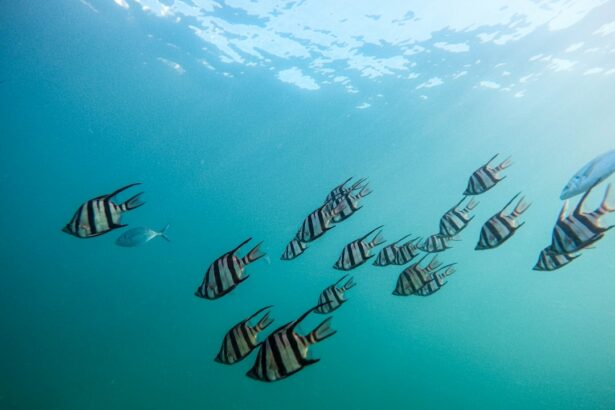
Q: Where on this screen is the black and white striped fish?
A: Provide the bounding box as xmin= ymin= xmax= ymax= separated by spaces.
xmin=324 ymin=177 xmax=367 ymax=204
xmin=392 ymin=254 xmax=443 ymax=296
xmin=315 ymin=275 xmax=356 ymax=313
xmin=463 ymin=154 xmax=512 ymax=195
xmin=246 ymin=304 xmax=336 ymax=382
xmin=333 ymin=226 xmax=386 ymax=271
xmin=418 ymin=234 xmax=454 ymax=253
xmin=62 ymin=183 xmax=145 ymax=238
xmin=295 ymin=201 xmax=346 ymax=243
xmin=280 ymin=238 xmax=308 ymax=261
xmin=439 ymin=197 xmax=479 ymax=237
xmin=373 ymin=234 xmax=412 ymax=266
xmin=330 ymin=185 xmax=372 ymax=223
xmin=549 ymin=183 xmax=614 ymax=255
xmin=476 ymin=193 xmax=531 ymax=250
xmin=416 ymin=265 xmax=456 ymax=296
xmin=215 ymin=306 xmax=274 ymax=365
xmin=195 ymin=238 xmax=265 ymax=300
xmin=533 ymin=247 xmax=579 ymax=271
xmin=395 ymin=238 xmax=421 ymax=265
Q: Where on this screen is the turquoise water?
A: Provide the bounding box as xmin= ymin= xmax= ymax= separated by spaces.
xmin=1 ymin=1 xmax=615 ymax=409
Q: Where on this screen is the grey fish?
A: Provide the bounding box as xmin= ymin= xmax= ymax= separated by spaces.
xmin=560 ymin=149 xmax=615 ymax=200
xmin=115 ymin=225 xmax=170 ymax=247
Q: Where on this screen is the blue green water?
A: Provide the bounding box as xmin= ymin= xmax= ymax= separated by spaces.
xmin=1 ymin=1 xmax=615 ymax=409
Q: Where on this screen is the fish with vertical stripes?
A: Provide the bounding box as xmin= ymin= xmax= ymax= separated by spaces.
xmin=195 ymin=238 xmax=265 ymax=300
xmin=330 ymin=184 xmax=372 ymax=223
xmin=475 ymin=193 xmax=531 ymax=250
xmin=324 ymin=177 xmax=367 ymax=204
xmin=439 ymin=197 xmax=479 ymax=237
xmin=373 ymin=234 xmax=418 ymax=266
xmin=246 ymin=304 xmax=336 ymax=382
xmin=295 ymin=201 xmax=346 ymax=243
xmin=549 ymin=183 xmax=614 ymax=254
xmin=215 ymin=306 xmax=274 ymax=365
xmin=418 ymin=234 xmax=454 ymax=253
xmin=395 ymin=238 xmax=421 ymax=265
xmin=280 ymin=238 xmax=308 ymax=261
xmin=315 ymin=275 xmax=356 ymax=313
xmin=333 ymin=226 xmax=386 ymax=271
xmin=416 ymin=265 xmax=456 ymax=296
xmin=533 ymin=247 xmax=579 ymax=271
xmin=463 ymin=154 xmax=512 ymax=195
xmin=62 ymin=183 xmax=145 ymax=238
xmin=392 ymin=254 xmax=445 ymax=296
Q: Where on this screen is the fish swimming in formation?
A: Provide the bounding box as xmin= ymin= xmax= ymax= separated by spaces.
xmin=315 ymin=275 xmax=356 ymax=314
xmin=392 ymin=254 xmax=447 ymax=296
xmin=475 ymin=193 xmax=531 ymax=250
xmin=439 ymin=197 xmax=479 ymax=237
xmin=215 ymin=306 xmax=274 ymax=365
xmin=62 ymin=183 xmax=145 ymax=238
xmin=330 ymin=185 xmax=372 ymax=223
xmin=549 ymin=183 xmax=614 ymax=254
xmin=115 ymin=225 xmax=170 ymax=247
xmin=560 ymin=149 xmax=615 ymax=200
xmin=246 ymin=304 xmax=336 ymax=382
xmin=333 ymin=226 xmax=386 ymax=271
xmin=416 ymin=265 xmax=456 ymax=296
xmin=373 ymin=234 xmax=413 ymax=266
xmin=533 ymin=247 xmax=579 ymax=271
xmin=280 ymin=238 xmax=308 ymax=261
xmin=463 ymin=154 xmax=512 ymax=195
xmin=418 ymin=234 xmax=455 ymax=253
xmin=324 ymin=177 xmax=367 ymax=204
xmin=195 ymin=238 xmax=265 ymax=300
xmin=295 ymin=201 xmax=346 ymax=243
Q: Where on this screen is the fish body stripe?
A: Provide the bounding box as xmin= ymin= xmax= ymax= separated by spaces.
xmin=296 ymin=206 xmax=333 ymax=242
xmin=197 ymin=253 xmax=247 ymax=300
xmin=65 ymin=197 xmax=126 ymax=238
xmin=466 ymin=166 xmax=499 ymax=195
xmin=477 ymin=215 xmax=517 ymax=249
xmin=249 ymin=328 xmax=311 ymax=382
xmin=395 ymin=243 xmax=419 ymax=264
xmin=281 ymin=239 xmax=307 ymax=260
xmin=550 ymin=212 xmax=605 ymax=254
xmin=374 ymin=244 xmax=398 ymax=266
xmin=420 ymin=235 xmax=449 ymax=253
xmin=534 ymin=248 xmax=576 ymax=271
xmin=335 ymin=240 xmax=371 ymax=270
xmin=317 ymin=286 xmax=345 ymax=313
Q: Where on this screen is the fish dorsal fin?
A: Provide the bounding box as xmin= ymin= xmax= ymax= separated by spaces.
xmin=229 ymin=237 xmax=252 ymax=255
xmin=360 ymin=225 xmax=384 ymax=242
xmin=500 ymin=192 xmax=521 ymax=215
xmin=289 ymin=305 xmax=320 ymax=333
xmin=333 ymin=274 xmax=349 ymax=287
xmin=574 ymin=183 xmax=597 ymax=217
xmin=392 ymin=233 xmax=412 ymax=245
xmin=484 ymin=153 xmax=499 ymax=167
xmin=105 ymin=183 xmax=142 ymax=200
xmin=246 ymin=305 xmax=274 ymax=322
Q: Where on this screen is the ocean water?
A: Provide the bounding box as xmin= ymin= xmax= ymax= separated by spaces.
xmin=1 ymin=1 xmax=615 ymax=409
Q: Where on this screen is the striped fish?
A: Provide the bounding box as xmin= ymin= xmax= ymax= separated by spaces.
xmin=373 ymin=234 xmax=412 ymax=266
xmin=550 ymin=183 xmax=614 ymax=255
xmin=215 ymin=306 xmax=274 ymax=365
xmin=195 ymin=238 xmax=265 ymax=300
xmin=246 ymin=304 xmax=336 ymax=382
xmin=439 ymin=197 xmax=479 ymax=237
xmin=418 ymin=234 xmax=454 ymax=253
xmin=315 ymin=275 xmax=356 ymax=313
xmin=395 ymin=238 xmax=421 ymax=265
xmin=280 ymin=238 xmax=308 ymax=261
xmin=476 ymin=193 xmax=531 ymax=250
xmin=295 ymin=201 xmax=346 ymax=243
xmin=333 ymin=226 xmax=386 ymax=271
xmin=62 ymin=183 xmax=144 ymax=238
xmin=330 ymin=185 xmax=372 ymax=223
xmin=392 ymin=254 xmax=443 ymax=296
xmin=324 ymin=177 xmax=367 ymax=204
xmin=463 ymin=154 xmax=512 ymax=195
xmin=533 ymin=247 xmax=580 ymax=271
xmin=416 ymin=265 xmax=456 ymax=296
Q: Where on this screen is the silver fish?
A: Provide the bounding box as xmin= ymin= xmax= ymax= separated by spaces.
xmin=561 ymin=149 xmax=615 ymax=200
xmin=115 ymin=225 xmax=170 ymax=247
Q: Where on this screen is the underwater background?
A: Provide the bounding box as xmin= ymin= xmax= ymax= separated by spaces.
xmin=1 ymin=1 xmax=614 ymax=409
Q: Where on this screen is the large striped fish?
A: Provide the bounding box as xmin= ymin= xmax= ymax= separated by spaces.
xmin=416 ymin=265 xmax=456 ymax=296
xmin=280 ymin=238 xmax=308 ymax=261
xmin=246 ymin=304 xmax=336 ymax=382
xmin=215 ymin=306 xmax=274 ymax=365
xmin=324 ymin=177 xmax=367 ymax=204
xmin=475 ymin=193 xmax=531 ymax=250
xmin=418 ymin=234 xmax=455 ymax=253
xmin=195 ymin=238 xmax=265 ymax=300
xmin=330 ymin=185 xmax=372 ymax=223
xmin=62 ymin=183 xmax=144 ymax=238
xmin=295 ymin=201 xmax=346 ymax=243
xmin=373 ymin=234 xmax=412 ymax=266
xmin=533 ymin=247 xmax=579 ymax=271
xmin=392 ymin=254 xmax=444 ymax=296
xmin=333 ymin=226 xmax=386 ymax=271
xmin=463 ymin=154 xmax=512 ymax=195
xmin=315 ymin=275 xmax=356 ymax=313
xmin=550 ymin=183 xmax=614 ymax=255
xmin=439 ymin=197 xmax=479 ymax=237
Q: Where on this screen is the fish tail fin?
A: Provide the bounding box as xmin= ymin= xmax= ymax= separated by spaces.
xmin=351 ymin=177 xmax=368 ymax=191
xmin=159 ymin=224 xmax=171 ymax=242
xmin=308 ymin=317 xmax=336 ymax=344
xmin=243 ymin=241 xmax=266 ymax=264
xmin=122 ymin=192 xmax=145 ymax=211
xmin=342 ymin=276 xmax=356 ymax=291
xmin=495 ymin=155 xmax=512 ymax=171
xmin=511 ymin=196 xmax=531 ymax=217
xmin=371 ymin=230 xmax=386 ymax=247
xmin=598 ymin=183 xmax=614 ymax=214
xmin=255 ymin=312 xmax=274 ymax=332
xmin=358 ymin=184 xmax=372 ymax=198
xmin=331 ymin=200 xmax=346 ymax=217
xmin=466 ymin=198 xmax=479 ymax=211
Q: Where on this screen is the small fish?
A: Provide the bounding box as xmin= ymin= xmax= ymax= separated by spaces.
xmin=324 ymin=177 xmax=367 ymax=204
xmin=373 ymin=234 xmax=412 ymax=266
xmin=475 ymin=193 xmax=531 ymax=250
xmin=533 ymin=247 xmax=579 ymax=271
xmin=246 ymin=304 xmax=336 ymax=382
xmin=550 ymin=183 xmax=614 ymax=254
xmin=315 ymin=275 xmax=356 ymax=313
xmin=330 ymin=184 xmax=372 ymax=223
xmin=295 ymin=201 xmax=346 ymax=243
xmin=115 ymin=225 xmax=170 ymax=247
xmin=395 ymin=238 xmax=421 ymax=265
xmin=392 ymin=254 xmax=445 ymax=296
xmin=215 ymin=306 xmax=274 ymax=365
xmin=333 ymin=226 xmax=386 ymax=271
xmin=418 ymin=234 xmax=454 ymax=253
xmin=560 ymin=149 xmax=615 ymax=200
xmin=416 ymin=265 xmax=456 ymax=296
xmin=195 ymin=238 xmax=265 ymax=300
xmin=62 ymin=183 xmax=144 ymax=238
xmin=280 ymin=238 xmax=308 ymax=261
xmin=439 ymin=197 xmax=479 ymax=237
xmin=463 ymin=154 xmax=512 ymax=195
